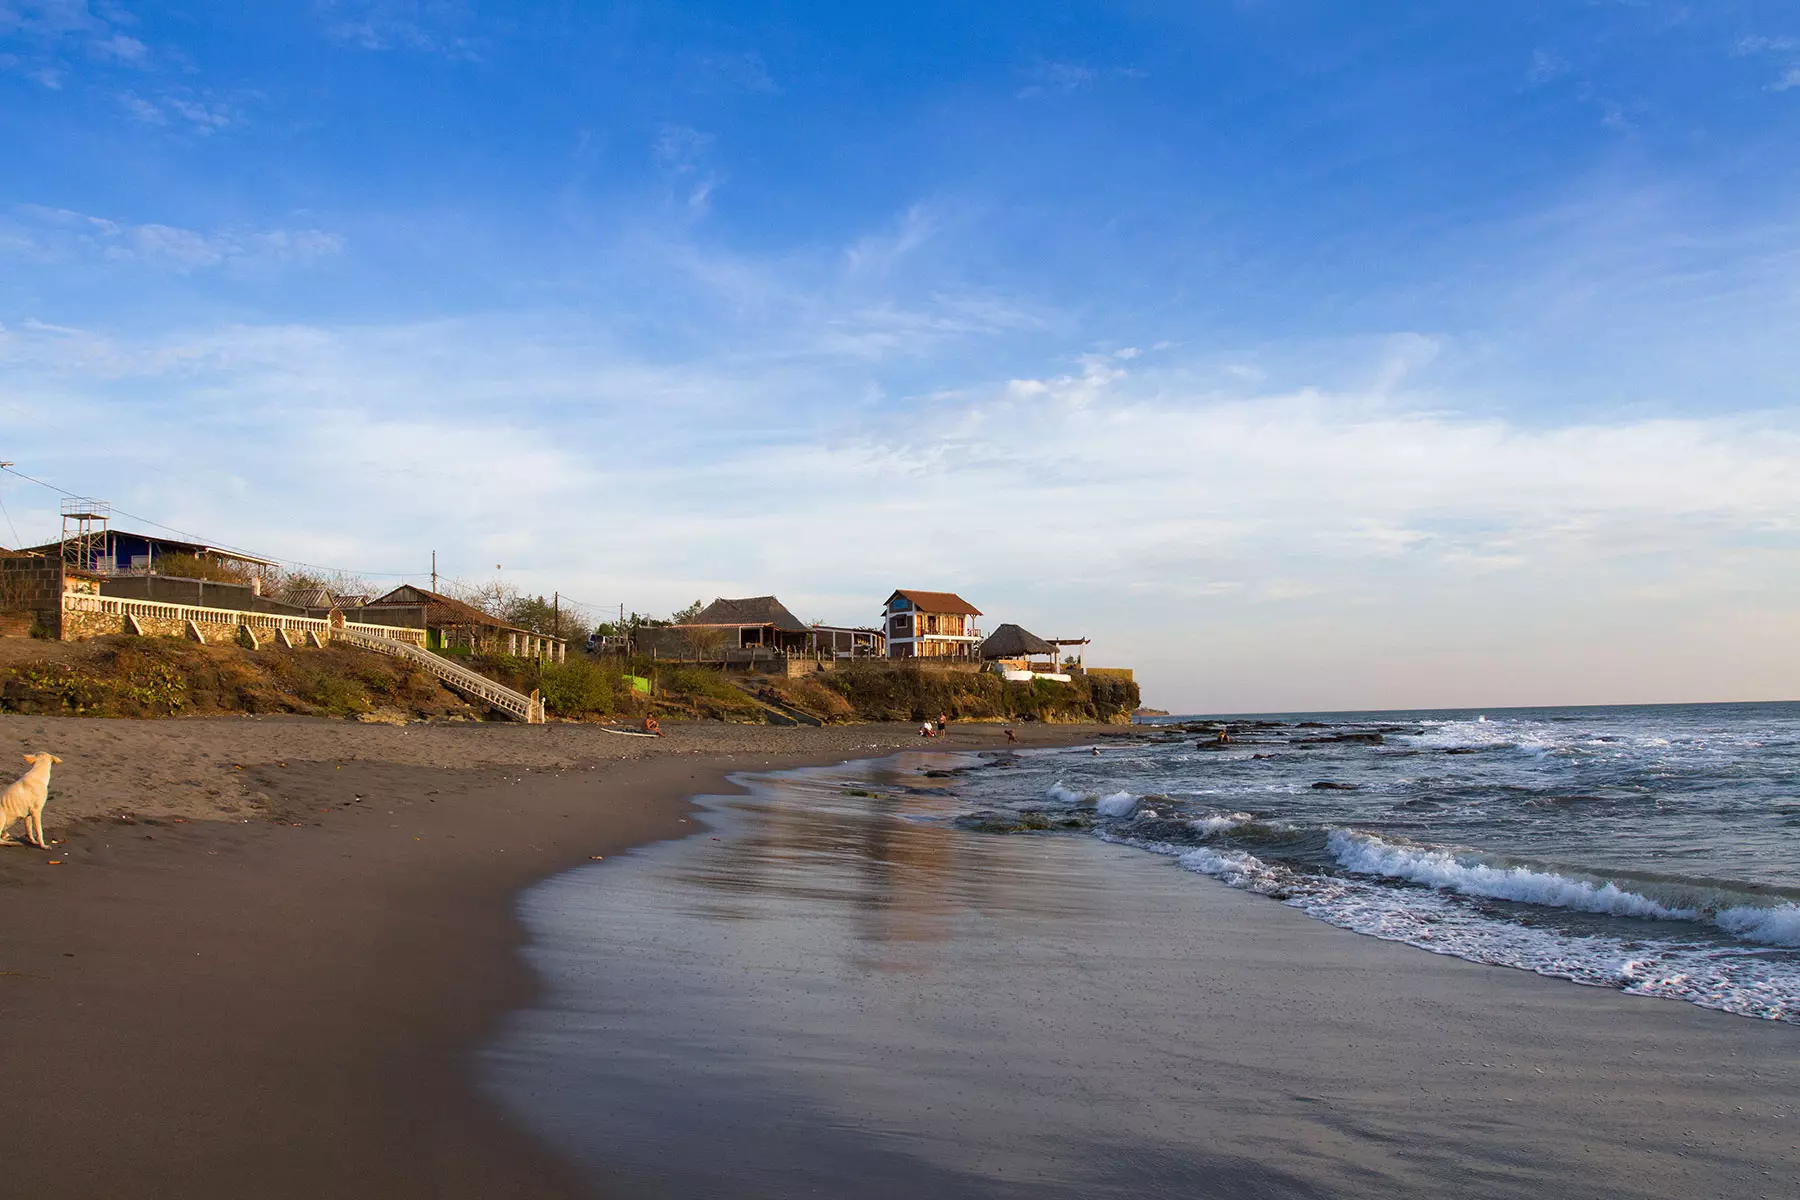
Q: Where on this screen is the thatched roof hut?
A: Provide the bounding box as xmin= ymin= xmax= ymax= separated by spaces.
xmin=980 ymin=623 xmax=1056 ymax=660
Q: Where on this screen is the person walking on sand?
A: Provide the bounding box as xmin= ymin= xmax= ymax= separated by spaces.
xmin=1005 ymin=728 xmax=1018 ymax=743
xmin=938 ymin=711 xmax=950 ymax=735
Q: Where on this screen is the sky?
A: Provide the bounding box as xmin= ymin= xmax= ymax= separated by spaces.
xmin=1 ymin=1 xmax=1797 ymax=713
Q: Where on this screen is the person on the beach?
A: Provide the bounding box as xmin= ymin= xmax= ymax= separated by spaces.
xmin=1005 ymin=728 xmax=1017 ymax=743
xmin=939 ymin=711 xmax=949 ymax=734
xmin=643 ymin=716 xmax=663 ymax=737
xmin=920 ymin=719 xmax=935 ymax=738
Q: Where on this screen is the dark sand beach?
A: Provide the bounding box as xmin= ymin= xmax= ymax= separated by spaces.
xmin=0 ymin=714 xmax=1096 ymax=1199
xmin=4 ymin=714 xmax=1796 ymax=1199
xmin=485 ymin=751 xmax=1800 ymax=1200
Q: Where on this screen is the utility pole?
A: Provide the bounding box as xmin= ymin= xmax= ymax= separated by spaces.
xmin=430 ymin=550 xmax=437 ymax=593
xmin=554 ymin=590 xmax=560 ymax=639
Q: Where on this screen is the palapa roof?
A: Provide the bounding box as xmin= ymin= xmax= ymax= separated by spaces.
xmin=887 ymin=589 xmax=982 ymax=615
xmin=980 ymin=623 xmax=1056 ymax=659
xmin=686 ymin=595 xmax=809 ymax=633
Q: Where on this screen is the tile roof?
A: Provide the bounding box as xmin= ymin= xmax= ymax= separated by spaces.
xmin=888 ymin=589 xmax=982 ymax=615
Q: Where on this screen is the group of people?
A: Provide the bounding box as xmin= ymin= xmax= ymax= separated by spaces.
xmin=918 ymin=712 xmax=953 ymax=738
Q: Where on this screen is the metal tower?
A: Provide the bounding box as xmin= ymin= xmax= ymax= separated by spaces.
xmin=60 ymin=497 xmax=111 ymax=572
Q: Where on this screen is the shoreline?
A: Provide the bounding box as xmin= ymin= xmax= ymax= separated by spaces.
xmin=0 ymin=714 xmax=1108 ymax=1199
xmin=491 ymin=750 xmax=1800 ymax=1199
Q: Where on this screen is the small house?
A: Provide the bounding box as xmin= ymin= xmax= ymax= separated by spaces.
xmin=15 ymin=528 xmax=280 ymax=578
xmin=882 ymin=590 xmax=982 ymax=659
xmin=810 ymin=623 xmax=887 ymax=658
xmin=362 ymin=585 xmax=564 ymax=660
xmin=637 ymin=596 xmax=813 ymax=658
xmin=980 ymin=624 xmax=1061 ymax=679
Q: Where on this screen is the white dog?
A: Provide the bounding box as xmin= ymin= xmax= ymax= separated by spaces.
xmin=0 ymin=753 xmax=61 ymax=849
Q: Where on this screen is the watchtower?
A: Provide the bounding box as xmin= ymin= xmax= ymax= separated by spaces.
xmin=60 ymin=497 xmax=111 ymax=572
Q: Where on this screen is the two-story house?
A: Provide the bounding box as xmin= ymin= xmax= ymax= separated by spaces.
xmin=882 ymin=589 xmax=982 ymax=659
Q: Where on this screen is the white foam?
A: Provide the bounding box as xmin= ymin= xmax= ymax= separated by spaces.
xmin=1715 ymin=904 xmax=1800 ymax=948
xmin=1095 ymin=790 xmax=1139 ymax=817
xmin=1327 ymin=831 xmax=1697 ymax=921
xmin=1176 ymin=845 xmax=1288 ymax=894
xmin=1044 ymin=783 xmax=1088 ymax=805
xmin=1096 ymin=828 xmax=1799 ymax=1021
xmin=1189 ymin=811 xmax=1254 ymax=836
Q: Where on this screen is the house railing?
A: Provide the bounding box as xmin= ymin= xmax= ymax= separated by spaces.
xmin=334 ymin=627 xmax=543 ymax=722
xmin=62 ymin=592 xmax=429 ymax=647
xmin=343 ymin=620 xmax=429 ymax=647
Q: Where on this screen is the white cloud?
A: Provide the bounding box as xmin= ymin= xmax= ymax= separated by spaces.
xmin=2 ymin=314 xmax=1794 ymax=710
xmin=1017 ymin=59 xmax=1097 ymax=99
xmin=5 ymin=205 xmax=344 ymax=271
xmin=89 ymin=31 xmax=142 ymax=61
xmin=316 ymin=0 xmax=479 ymax=59
xmin=692 ymin=50 xmax=779 ymax=95
xmin=653 ymin=123 xmax=713 ymax=172
xmin=1732 ymin=32 xmax=1800 ymax=90
xmin=1526 ymin=48 xmax=1569 ymax=84
xmin=119 ymin=85 xmax=246 ymax=134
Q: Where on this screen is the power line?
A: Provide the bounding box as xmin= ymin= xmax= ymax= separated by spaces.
xmin=0 ymin=461 xmax=19 ymax=547
xmin=0 ymin=464 xmax=425 ymax=579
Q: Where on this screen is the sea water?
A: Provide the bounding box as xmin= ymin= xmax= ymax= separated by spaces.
xmin=987 ymin=702 xmax=1800 ymax=1022
xmin=483 ymin=702 xmax=1800 ymax=1197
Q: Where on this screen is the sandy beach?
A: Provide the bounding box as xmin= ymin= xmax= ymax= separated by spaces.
xmin=0 ymin=714 xmax=1105 ymax=1199
xmin=5 ymin=713 xmax=1796 ymax=1199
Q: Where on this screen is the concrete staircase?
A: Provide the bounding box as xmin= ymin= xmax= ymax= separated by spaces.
xmin=334 ymin=628 xmax=544 ymax=723
xmin=732 ymin=681 xmax=826 ymax=727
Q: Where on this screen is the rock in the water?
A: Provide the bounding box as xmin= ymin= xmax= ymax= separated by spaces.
xmin=954 ymin=809 xmax=1093 ymax=834
xmin=1310 ymin=781 xmax=1360 ymax=791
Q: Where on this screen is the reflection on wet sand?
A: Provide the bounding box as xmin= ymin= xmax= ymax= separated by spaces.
xmin=484 ymin=751 xmax=1800 ymax=1200
xmin=673 ymin=755 xmax=1008 ymax=966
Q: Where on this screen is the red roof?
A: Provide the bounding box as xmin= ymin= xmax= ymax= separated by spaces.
xmin=887 ymin=589 xmax=982 ymax=616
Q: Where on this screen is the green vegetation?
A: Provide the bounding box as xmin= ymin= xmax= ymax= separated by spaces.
xmin=0 ymin=637 xmax=470 ymax=719
xmin=0 ymin=636 xmax=1138 ymax=727
xmin=818 ymin=663 xmax=1139 ymax=724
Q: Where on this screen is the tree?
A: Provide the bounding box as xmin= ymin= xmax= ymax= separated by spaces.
xmin=669 ymin=598 xmax=704 ymax=625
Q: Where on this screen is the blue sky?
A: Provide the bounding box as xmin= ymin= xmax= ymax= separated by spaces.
xmin=2 ymin=1 xmax=1797 ymax=710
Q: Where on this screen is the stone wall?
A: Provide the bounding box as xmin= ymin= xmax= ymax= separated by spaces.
xmin=60 ymin=605 xmax=325 ymax=649
xmin=0 ymin=555 xmax=68 ymax=637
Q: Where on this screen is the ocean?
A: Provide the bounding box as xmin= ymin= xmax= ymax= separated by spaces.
xmin=483 ymin=701 xmax=1799 ymax=1197
xmin=982 ymin=701 xmax=1800 ymax=1023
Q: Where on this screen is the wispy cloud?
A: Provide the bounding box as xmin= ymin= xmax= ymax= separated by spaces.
xmin=118 ymin=87 xmax=241 ymax=132
xmin=1526 ymin=48 xmax=1569 ymax=85
xmin=5 ymin=205 xmax=343 ymax=271
xmin=652 ymin=124 xmax=721 ymax=214
xmin=1016 ymin=58 xmax=1096 ymax=99
xmin=315 ymin=0 xmax=480 ymax=59
xmin=689 ymin=50 xmax=779 ymax=95
xmin=3 ymin=316 xmax=1793 ymax=708
xmin=0 ymin=0 xmax=153 ymax=81
xmin=1732 ymin=32 xmax=1800 ymax=90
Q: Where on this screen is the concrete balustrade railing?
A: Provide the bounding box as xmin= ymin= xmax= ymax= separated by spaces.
xmin=333 ymin=628 xmax=543 ymax=722
xmin=61 ymin=591 xmax=430 ymax=648
xmin=60 ymin=590 xmax=537 ymax=721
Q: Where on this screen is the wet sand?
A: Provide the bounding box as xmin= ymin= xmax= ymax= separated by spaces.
xmin=0 ymin=714 xmax=1103 ymax=1199
xmin=490 ymin=752 xmax=1800 ymax=1200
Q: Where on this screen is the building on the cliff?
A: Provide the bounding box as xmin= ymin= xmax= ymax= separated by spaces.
xmin=362 ymin=584 xmax=564 ymax=660
xmin=881 ymin=589 xmax=982 ymax=660
xmin=13 ymin=528 xmax=280 ymax=578
xmin=810 ymin=622 xmax=887 ymax=659
xmin=636 ymin=595 xmax=813 ymax=658
xmin=979 ymin=623 xmax=1062 ymax=679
